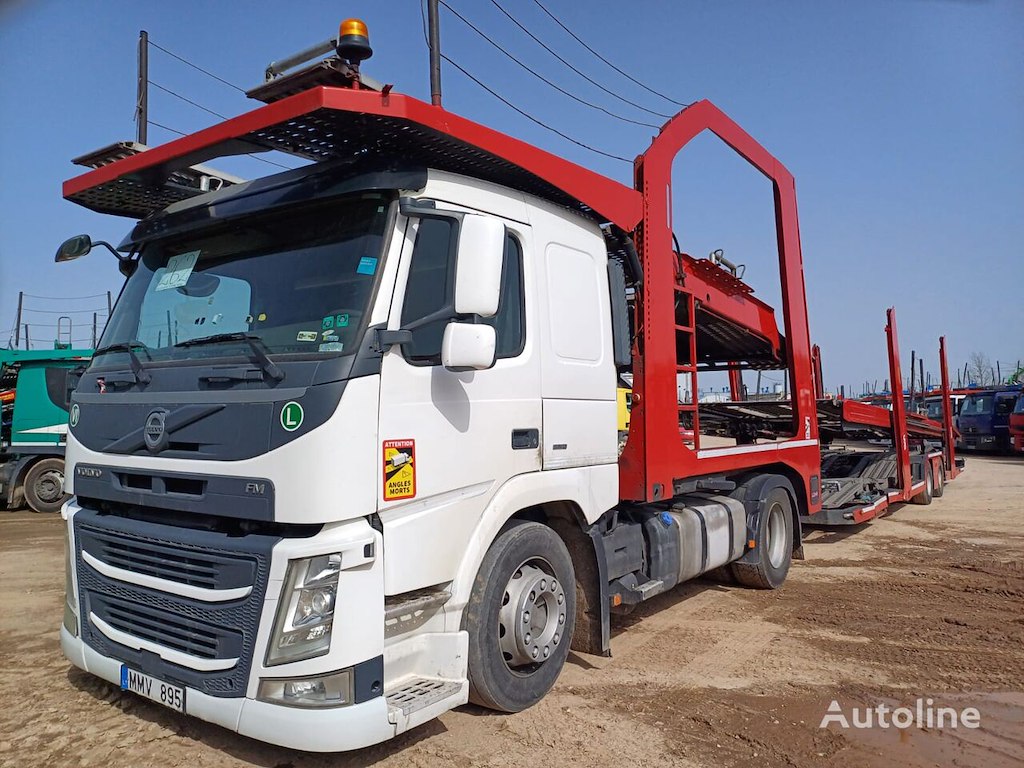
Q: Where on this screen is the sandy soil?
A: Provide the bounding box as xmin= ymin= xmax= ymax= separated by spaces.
xmin=1 ymin=453 xmax=1022 ymax=768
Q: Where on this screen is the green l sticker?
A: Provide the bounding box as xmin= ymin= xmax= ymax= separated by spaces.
xmin=281 ymin=401 xmax=304 ymax=432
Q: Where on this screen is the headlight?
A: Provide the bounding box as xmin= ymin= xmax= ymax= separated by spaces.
xmin=266 ymin=553 xmax=342 ymax=665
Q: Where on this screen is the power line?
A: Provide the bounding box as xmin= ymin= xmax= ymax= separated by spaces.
xmin=487 ymin=0 xmax=672 ymax=120
xmin=21 ymin=308 xmax=108 ymax=315
xmin=439 ymin=1 xmax=659 ymax=129
xmin=148 ymin=119 xmax=187 ymax=137
xmin=149 ymin=80 xmax=229 ymax=120
xmin=530 ymin=0 xmax=690 ymax=109
xmin=19 ymin=292 xmax=110 ymax=300
xmin=441 ymin=54 xmax=632 ymax=163
xmin=145 ymin=82 xmax=288 ymax=169
xmin=147 ymin=39 xmax=246 ymax=93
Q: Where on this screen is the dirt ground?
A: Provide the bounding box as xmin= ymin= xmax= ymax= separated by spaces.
xmin=1 ymin=453 xmax=1022 ymax=768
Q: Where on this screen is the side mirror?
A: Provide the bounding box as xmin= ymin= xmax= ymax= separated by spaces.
xmin=441 ymin=322 xmax=495 ymax=371
xmin=55 ymin=234 xmax=94 ymax=263
xmin=454 ymin=215 xmax=505 ymax=318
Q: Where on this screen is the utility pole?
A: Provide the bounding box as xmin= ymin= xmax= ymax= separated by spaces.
xmin=137 ymin=30 xmax=149 ymax=145
xmin=14 ymin=291 xmax=23 ymax=348
xmin=427 ymin=0 xmax=442 ymax=106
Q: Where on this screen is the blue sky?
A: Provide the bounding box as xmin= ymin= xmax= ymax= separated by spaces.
xmin=1 ymin=0 xmax=1021 ymax=391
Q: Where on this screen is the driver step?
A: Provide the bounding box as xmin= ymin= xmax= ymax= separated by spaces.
xmin=386 ymin=677 xmax=462 ymax=719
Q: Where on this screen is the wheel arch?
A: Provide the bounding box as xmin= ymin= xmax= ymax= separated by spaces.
xmin=731 ymin=469 xmax=803 ymax=563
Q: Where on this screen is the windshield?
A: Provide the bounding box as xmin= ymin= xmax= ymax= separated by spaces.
xmin=1014 ymin=397 xmax=1024 ymax=414
xmin=960 ymin=394 xmax=994 ymax=416
xmin=924 ymin=400 xmax=944 ymax=420
xmin=96 ymin=195 xmax=391 ymax=367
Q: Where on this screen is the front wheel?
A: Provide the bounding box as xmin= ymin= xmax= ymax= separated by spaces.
xmin=24 ymin=458 xmax=68 ymax=514
xmin=732 ymin=487 xmax=794 ymax=589
xmin=463 ymin=522 xmax=576 ymax=712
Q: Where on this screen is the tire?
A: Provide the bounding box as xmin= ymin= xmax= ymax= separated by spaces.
xmin=911 ymin=462 xmax=933 ymax=505
xmin=24 ymin=458 xmax=68 ymax=514
xmin=463 ymin=522 xmax=576 ymax=712
xmin=731 ymin=487 xmax=793 ymax=590
xmin=933 ymin=464 xmax=945 ymax=498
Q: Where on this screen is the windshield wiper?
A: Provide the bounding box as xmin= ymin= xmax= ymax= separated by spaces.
xmin=93 ymin=340 xmax=152 ymax=385
xmin=175 ymin=332 xmax=285 ymax=382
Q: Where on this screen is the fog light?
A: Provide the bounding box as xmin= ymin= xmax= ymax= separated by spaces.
xmin=257 ymin=669 xmax=353 ymax=708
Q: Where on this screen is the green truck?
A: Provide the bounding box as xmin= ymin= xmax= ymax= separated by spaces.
xmin=1 ymin=348 xmax=92 ymax=512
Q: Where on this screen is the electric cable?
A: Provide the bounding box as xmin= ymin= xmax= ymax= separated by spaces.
xmin=488 ymin=0 xmax=672 ymax=119
xmin=529 ymin=0 xmax=690 ymax=108
xmin=147 ymin=39 xmax=246 ymax=93
xmin=441 ymin=54 xmax=633 ymax=163
xmin=439 ymin=1 xmax=658 ymax=129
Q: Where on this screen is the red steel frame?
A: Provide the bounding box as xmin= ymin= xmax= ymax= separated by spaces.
xmin=939 ymin=337 xmax=962 ymax=478
xmin=618 ymin=101 xmax=820 ymax=508
xmin=832 ymin=308 xmax=954 ymax=524
xmin=64 ymin=87 xmax=822 ymax=512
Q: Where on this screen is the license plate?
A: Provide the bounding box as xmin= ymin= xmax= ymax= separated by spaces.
xmin=120 ymin=665 xmax=186 ymax=713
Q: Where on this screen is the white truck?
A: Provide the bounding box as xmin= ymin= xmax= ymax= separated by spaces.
xmin=56 ymin=21 xmax=828 ymax=751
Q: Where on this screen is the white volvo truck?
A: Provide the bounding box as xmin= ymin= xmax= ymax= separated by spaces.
xmin=57 ymin=22 xmax=826 ymax=751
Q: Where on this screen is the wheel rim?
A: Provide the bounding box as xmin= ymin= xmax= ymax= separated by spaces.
xmin=927 ymin=468 xmax=933 ymax=495
xmin=35 ymin=469 xmax=65 ymax=504
xmin=766 ymin=502 xmax=787 ymax=569
xmin=498 ymin=558 xmax=566 ymax=671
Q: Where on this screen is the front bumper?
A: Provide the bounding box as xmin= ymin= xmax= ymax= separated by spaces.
xmin=61 ymin=626 xmax=396 ymax=751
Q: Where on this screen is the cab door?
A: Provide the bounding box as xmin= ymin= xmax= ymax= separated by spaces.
xmin=375 ymin=211 xmax=540 ymax=594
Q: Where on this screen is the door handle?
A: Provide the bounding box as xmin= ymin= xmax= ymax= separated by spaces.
xmin=511 ymin=429 xmax=539 ymax=450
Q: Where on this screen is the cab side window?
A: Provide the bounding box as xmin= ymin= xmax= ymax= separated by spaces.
xmin=401 ymin=220 xmax=524 ymax=365
xmin=401 ymin=218 xmax=455 ymax=363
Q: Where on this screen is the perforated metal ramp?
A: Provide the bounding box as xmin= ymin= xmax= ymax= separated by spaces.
xmin=64 ymin=88 xmax=641 ymax=223
xmin=699 ymin=398 xmax=946 ymax=442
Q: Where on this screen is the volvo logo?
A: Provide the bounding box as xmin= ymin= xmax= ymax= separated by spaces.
xmin=144 ymin=409 xmax=169 ymax=453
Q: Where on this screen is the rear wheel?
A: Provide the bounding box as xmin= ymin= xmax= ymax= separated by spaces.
xmin=24 ymin=458 xmax=68 ymax=514
xmin=911 ymin=463 xmax=933 ymax=505
xmin=464 ymin=522 xmax=576 ymax=712
xmin=732 ymin=487 xmax=793 ymax=589
xmin=933 ymin=463 xmax=945 ymax=498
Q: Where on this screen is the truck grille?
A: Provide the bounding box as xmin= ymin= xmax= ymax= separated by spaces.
xmin=74 ymin=506 xmax=278 ymax=697
xmin=79 ymin=527 xmax=255 ymax=590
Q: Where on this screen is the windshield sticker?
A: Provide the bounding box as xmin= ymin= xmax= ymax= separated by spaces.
xmin=296 ymin=331 xmax=317 ymax=342
xmin=356 ymin=256 xmax=378 ymax=275
xmin=336 ymin=313 xmax=350 ymax=327
xmin=322 ymin=333 xmax=340 ymax=343
xmin=155 ymin=251 xmax=200 ymax=292
xmin=280 ymin=401 xmax=304 ymax=432
xmin=383 ymin=439 xmax=416 ymax=501
xmin=321 ymin=315 xmax=335 ymax=330
xmin=319 ymin=342 xmax=344 ymax=352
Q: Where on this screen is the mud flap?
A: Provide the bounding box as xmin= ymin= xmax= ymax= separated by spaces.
xmin=549 ymin=518 xmax=611 ymax=657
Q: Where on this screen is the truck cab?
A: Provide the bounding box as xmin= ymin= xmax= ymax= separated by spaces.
xmin=958 ymin=388 xmax=1020 ymax=452
xmin=1009 ymin=393 xmax=1024 ymax=452
xmin=0 ymin=348 xmax=90 ymax=512
xmin=57 ymin=23 xmax=830 ymax=752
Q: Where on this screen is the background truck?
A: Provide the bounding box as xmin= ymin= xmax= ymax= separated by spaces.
xmin=957 ymin=386 xmax=1021 ymax=452
xmin=1010 ymin=394 xmax=1024 ymax=452
xmin=1 ymin=348 xmax=90 ymax=512
xmin=54 ymin=20 xmax=958 ymax=752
